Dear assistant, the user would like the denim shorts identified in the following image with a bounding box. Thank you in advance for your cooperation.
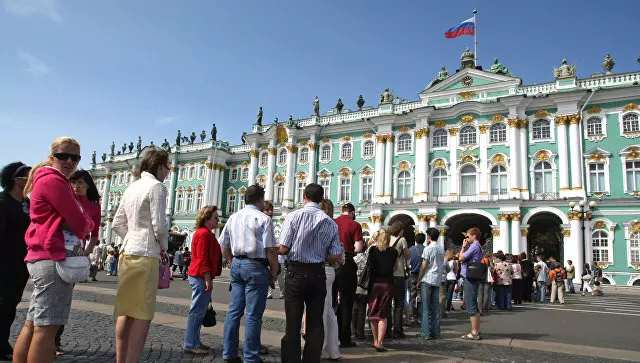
[26,260,74,326]
[463,279,480,316]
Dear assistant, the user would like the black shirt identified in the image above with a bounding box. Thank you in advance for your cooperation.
[0,191,30,267]
[370,246,398,284]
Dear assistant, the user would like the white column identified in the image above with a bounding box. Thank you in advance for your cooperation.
[203,160,215,204]
[479,126,489,195]
[248,150,258,187]
[307,142,317,185]
[371,215,383,233]
[518,123,528,198]
[418,216,428,233]
[105,217,114,245]
[568,116,583,190]
[265,146,276,201]
[210,166,221,206]
[414,130,427,202]
[520,229,528,258]
[429,215,437,229]
[497,213,510,253]
[448,129,458,199]
[282,145,297,208]
[374,136,386,201]
[100,170,111,212]
[556,118,570,193]
[216,166,224,208]
[438,228,447,247]
[508,120,520,198]
[383,135,394,200]
[166,164,178,213]
[567,216,584,285]
[584,217,593,266]
[511,216,521,255]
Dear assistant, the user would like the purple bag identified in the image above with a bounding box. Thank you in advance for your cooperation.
[158,252,171,289]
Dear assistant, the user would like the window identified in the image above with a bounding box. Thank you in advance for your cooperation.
[460,165,477,195]
[296,181,306,203]
[361,176,373,202]
[227,194,236,214]
[489,123,507,143]
[278,149,287,165]
[230,169,238,181]
[490,165,508,195]
[179,167,186,180]
[339,178,351,202]
[299,147,309,164]
[341,143,352,160]
[592,230,609,263]
[320,144,332,162]
[238,192,246,210]
[362,230,371,245]
[432,129,448,148]
[626,160,640,192]
[175,193,184,212]
[623,114,640,133]
[275,182,285,204]
[630,232,640,264]
[188,166,196,180]
[362,140,374,158]
[397,134,412,152]
[432,169,448,197]
[320,178,330,199]
[259,152,268,168]
[198,165,207,179]
[195,191,204,211]
[186,192,194,212]
[396,171,412,199]
[534,162,553,193]
[459,126,477,146]
[589,163,606,193]
[532,119,551,140]
[241,168,249,181]
[587,117,603,136]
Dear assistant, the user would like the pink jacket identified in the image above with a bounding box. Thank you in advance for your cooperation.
[25,167,94,262]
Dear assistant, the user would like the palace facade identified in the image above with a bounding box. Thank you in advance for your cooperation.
[91,50,640,285]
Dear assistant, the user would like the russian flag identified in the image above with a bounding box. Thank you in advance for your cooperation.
[445,17,475,38]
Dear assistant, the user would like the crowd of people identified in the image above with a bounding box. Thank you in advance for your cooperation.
[0,136,608,363]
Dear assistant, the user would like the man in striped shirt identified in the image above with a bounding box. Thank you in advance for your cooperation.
[220,185,278,363]
[279,183,342,363]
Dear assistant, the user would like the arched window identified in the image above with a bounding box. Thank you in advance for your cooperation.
[489,123,507,143]
[432,129,448,148]
[188,166,196,180]
[432,169,448,197]
[592,230,609,263]
[230,168,238,181]
[630,232,640,264]
[259,151,268,168]
[274,182,285,204]
[460,165,477,195]
[186,192,194,211]
[459,126,477,146]
[341,143,352,160]
[278,149,287,165]
[320,145,332,162]
[198,165,206,179]
[586,117,603,136]
[532,119,551,140]
[396,171,412,199]
[362,140,374,158]
[178,167,186,180]
[623,114,640,133]
[397,134,412,152]
[534,161,553,193]
[195,191,204,211]
[298,147,309,164]
[241,168,249,181]
[490,165,508,195]
[175,193,184,212]
[626,160,640,192]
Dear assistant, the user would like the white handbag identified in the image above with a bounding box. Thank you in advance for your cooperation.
[56,230,91,284]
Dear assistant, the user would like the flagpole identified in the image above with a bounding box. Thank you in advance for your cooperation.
[473,9,478,67]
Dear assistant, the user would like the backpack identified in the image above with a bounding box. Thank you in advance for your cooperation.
[554,269,564,284]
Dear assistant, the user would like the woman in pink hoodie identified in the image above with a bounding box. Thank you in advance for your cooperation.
[13,137,94,363]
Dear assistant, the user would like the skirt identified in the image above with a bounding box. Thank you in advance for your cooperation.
[114,254,159,321]
[367,282,392,321]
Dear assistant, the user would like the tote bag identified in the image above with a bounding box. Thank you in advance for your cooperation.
[158,251,171,289]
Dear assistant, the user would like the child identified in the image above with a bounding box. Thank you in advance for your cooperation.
[549,263,565,304]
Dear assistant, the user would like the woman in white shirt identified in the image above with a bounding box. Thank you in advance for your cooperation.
[511,255,523,304]
[444,250,458,313]
[112,148,170,363]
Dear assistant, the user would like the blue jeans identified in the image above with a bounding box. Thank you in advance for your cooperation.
[567,278,575,293]
[537,282,547,302]
[110,257,118,275]
[184,276,212,350]
[223,259,269,362]
[420,283,440,338]
[463,279,480,316]
[506,285,512,309]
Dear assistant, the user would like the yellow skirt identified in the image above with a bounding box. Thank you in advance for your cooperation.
[114,254,159,321]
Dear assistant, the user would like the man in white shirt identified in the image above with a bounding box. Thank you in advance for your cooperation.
[416,228,445,340]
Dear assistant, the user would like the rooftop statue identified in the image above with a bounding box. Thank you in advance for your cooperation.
[256,107,263,126]
[110,142,115,156]
[92,151,96,165]
[273,117,279,126]
[554,59,576,79]
[200,130,206,142]
[313,96,320,116]
[602,54,615,74]
[136,136,142,152]
[117,151,121,155]
[176,130,181,146]
[426,66,450,89]
[286,115,297,128]
[241,132,247,144]
[101,153,107,162]
[122,143,127,154]
[336,98,344,113]
[357,95,365,110]
[182,136,190,144]
[487,58,514,77]
[161,139,170,151]
[190,132,196,144]
[128,142,134,153]
[211,123,217,140]
[460,48,475,69]
[380,88,394,104]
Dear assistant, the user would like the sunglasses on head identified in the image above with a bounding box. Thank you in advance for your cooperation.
[53,153,82,162]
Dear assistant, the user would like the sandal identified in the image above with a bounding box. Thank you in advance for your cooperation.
[259,344,269,355]
[183,347,210,355]
[460,333,481,340]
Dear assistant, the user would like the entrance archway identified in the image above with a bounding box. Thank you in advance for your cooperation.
[527,213,563,262]
[387,213,416,247]
[443,213,493,253]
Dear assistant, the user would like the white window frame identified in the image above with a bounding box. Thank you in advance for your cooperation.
[195,190,204,211]
[621,112,640,136]
[431,168,448,197]
[277,148,287,166]
[317,170,332,200]
[490,164,508,196]
[230,168,238,182]
[186,191,194,212]
[320,144,332,163]
[395,170,413,199]
[489,123,507,144]
[620,146,640,194]
[188,166,196,180]
[178,167,186,181]
[360,174,374,203]
[259,151,269,168]
[274,181,285,205]
[340,142,353,162]
[198,165,207,179]
[432,129,448,149]
[624,159,640,193]
[591,229,612,266]
[531,161,555,194]
[395,133,413,154]
[241,168,249,182]
[458,126,477,146]
[227,191,237,215]
[623,219,640,269]
[298,147,309,165]
[338,174,352,202]
[238,188,246,210]
[529,118,555,143]
[295,179,306,205]
[175,192,184,212]
[586,116,604,137]
[361,139,375,160]
[459,164,478,196]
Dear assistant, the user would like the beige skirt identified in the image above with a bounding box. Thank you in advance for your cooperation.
[114,254,159,321]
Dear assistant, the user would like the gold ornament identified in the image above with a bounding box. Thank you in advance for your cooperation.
[433,120,446,128]
[460,114,475,123]
[521,229,528,237]
[517,118,528,128]
[535,109,550,118]
[630,221,640,233]
[398,161,409,171]
[491,154,505,165]
[433,159,446,168]
[555,115,567,125]
[343,136,351,141]
[492,230,500,237]
[308,142,317,149]
[458,92,476,101]
[205,162,213,169]
[286,145,298,153]
[249,150,259,157]
[241,161,249,167]
[322,137,331,143]
[562,230,571,237]
[588,154,605,162]
[490,114,505,123]
[268,147,277,155]
[587,105,601,114]
[376,135,386,143]
[593,221,606,230]
[361,222,369,229]
[363,132,373,139]
[448,128,458,136]
[276,125,288,144]
[623,103,638,111]
[399,126,411,132]
[568,114,581,125]
[508,118,519,128]
[479,125,489,134]
[536,151,550,162]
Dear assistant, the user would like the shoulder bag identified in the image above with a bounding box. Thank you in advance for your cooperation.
[464,245,486,282]
[56,231,91,284]
[357,246,374,290]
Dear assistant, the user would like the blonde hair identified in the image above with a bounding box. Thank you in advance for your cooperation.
[24,137,81,195]
[376,229,390,251]
[445,249,454,261]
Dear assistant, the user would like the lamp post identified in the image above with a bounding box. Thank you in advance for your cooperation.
[568,200,597,266]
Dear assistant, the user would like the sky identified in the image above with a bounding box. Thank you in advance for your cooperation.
[1,0,639,170]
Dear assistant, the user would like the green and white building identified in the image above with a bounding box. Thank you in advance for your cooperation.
[91,50,640,286]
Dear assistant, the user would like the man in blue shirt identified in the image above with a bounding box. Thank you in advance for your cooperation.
[458,227,483,341]
[407,233,425,326]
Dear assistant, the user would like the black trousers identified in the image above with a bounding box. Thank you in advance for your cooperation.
[281,263,326,363]
[351,294,367,339]
[336,257,356,345]
[386,276,406,336]
[0,264,29,355]
[522,277,534,302]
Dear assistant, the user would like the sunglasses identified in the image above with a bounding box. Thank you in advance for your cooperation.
[53,153,82,162]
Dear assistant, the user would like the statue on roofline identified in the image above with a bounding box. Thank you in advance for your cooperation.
[211,123,217,140]
[176,130,181,146]
[313,96,320,116]
[101,153,107,162]
[336,98,344,113]
[357,95,365,110]
[256,107,263,126]
[601,54,615,74]
[241,132,247,144]
[110,142,115,156]
[122,143,127,154]
[128,142,134,153]
[554,59,576,79]
[425,66,450,90]
[91,151,96,165]
[487,58,514,77]
[200,130,206,142]
[190,132,196,144]
[286,115,297,128]
[136,136,142,152]
[380,88,394,104]
[161,139,170,151]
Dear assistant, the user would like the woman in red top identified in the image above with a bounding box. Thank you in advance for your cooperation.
[183,205,221,355]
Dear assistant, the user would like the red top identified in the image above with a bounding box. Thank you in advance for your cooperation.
[25,167,94,262]
[77,195,101,239]
[188,226,221,279]
[334,214,363,254]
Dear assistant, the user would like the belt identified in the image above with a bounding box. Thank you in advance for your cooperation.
[286,261,324,267]
[234,255,268,264]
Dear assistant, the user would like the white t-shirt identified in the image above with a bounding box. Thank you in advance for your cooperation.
[446,260,457,281]
[390,235,408,278]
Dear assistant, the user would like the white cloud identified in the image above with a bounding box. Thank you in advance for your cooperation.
[155,116,179,125]
[18,52,51,76]
[4,0,62,22]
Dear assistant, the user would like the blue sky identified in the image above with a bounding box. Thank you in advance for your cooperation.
[1,0,639,170]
